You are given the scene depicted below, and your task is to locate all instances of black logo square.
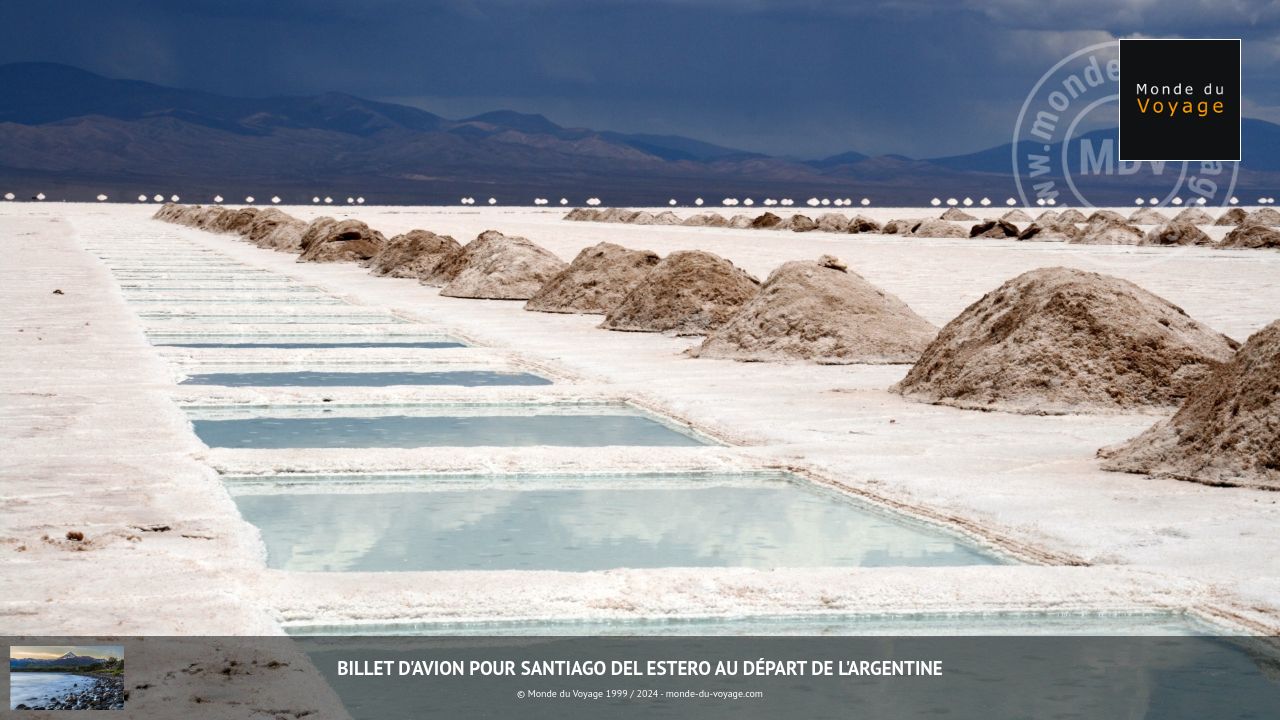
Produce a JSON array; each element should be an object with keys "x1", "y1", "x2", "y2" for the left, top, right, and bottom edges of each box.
[{"x1": 1119, "y1": 38, "x2": 1241, "y2": 161}]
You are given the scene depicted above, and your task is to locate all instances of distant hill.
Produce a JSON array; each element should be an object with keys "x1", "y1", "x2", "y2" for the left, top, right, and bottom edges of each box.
[
  {"x1": 0, "y1": 62, "x2": 1276, "y2": 204},
  {"x1": 11, "y1": 651, "x2": 113, "y2": 670}
]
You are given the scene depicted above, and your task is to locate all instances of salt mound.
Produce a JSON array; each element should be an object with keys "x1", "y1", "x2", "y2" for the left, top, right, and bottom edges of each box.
[
  {"x1": 298, "y1": 219, "x2": 386, "y2": 263},
  {"x1": 1099, "y1": 320, "x2": 1278, "y2": 489},
  {"x1": 1244, "y1": 208, "x2": 1280, "y2": 226},
  {"x1": 601, "y1": 250, "x2": 759, "y2": 334},
  {"x1": 683, "y1": 213, "x2": 727, "y2": 227},
  {"x1": 526, "y1": 242, "x2": 660, "y2": 314},
  {"x1": 847, "y1": 215, "x2": 882, "y2": 233},
  {"x1": 692, "y1": 257, "x2": 936, "y2": 364},
  {"x1": 1019, "y1": 223, "x2": 1079, "y2": 242},
  {"x1": 1071, "y1": 214, "x2": 1141, "y2": 244},
  {"x1": 815, "y1": 213, "x2": 850, "y2": 232},
  {"x1": 439, "y1": 230, "x2": 567, "y2": 300},
  {"x1": 1070, "y1": 224, "x2": 1141, "y2": 244},
  {"x1": 597, "y1": 208, "x2": 639, "y2": 223},
  {"x1": 651, "y1": 211, "x2": 682, "y2": 225},
  {"x1": 891, "y1": 267, "x2": 1237, "y2": 414},
  {"x1": 750, "y1": 212, "x2": 782, "y2": 229},
  {"x1": 1141, "y1": 220, "x2": 1213, "y2": 246},
  {"x1": 1214, "y1": 208, "x2": 1248, "y2": 226},
  {"x1": 780, "y1": 214, "x2": 817, "y2": 232},
  {"x1": 882, "y1": 219, "x2": 922, "y2": 234},
  {"x1": 1128, "y1": 208, "x2": 1169, "y2": 224},
  {"x1": 911, "y1": 219, "x2": 967, "y2": 238},
  {"x1": 1172, "y1": 208, "x2": 1213, "y2": 225},
  {"x1": 258, "y1": 218, "x2": 306, "y2": 252},
  {"x1": 193, "y1": 207, "x2": 228, "y2": 230},
  {"x1": 727, "y1": 214, "x2": 754, "y2": 229},
  {"x1": 940, "y1": 208, "x2": 977, "y2": 221},
  {"x1": 969, "y1": 219, "x2": 1018, "y2": 238},
  {"x1": 214, "y1": 208, "x2": 260, "y2": 234},
  {"x1": 629, "y1": 211, "x2": 659, "y2": 225},
  {"x1": 366, "y1": 230, "x2": 462, "y2": 278},
  {"x1": 1001, "y1": 209, "x2": 1033, "y2": 223},
  {"x1": 1221, "y1": 224, "x2": 1280, "y2": 249},
  {"x1": 1056, "y1": 209, "x2": 1086, "y2": 223},
  {"x1": 1035, "y1": 210, "x2": 1061, "y2": 225},
  {"x1": 243, "y1": 209, "x2": 294, "y2": 242},
  {"x1": 153, "y1": 203, "x2": 182, "y2": 221},
  {"x1": 564, "y1": 208, "x2": 600, "y2": 222},
  {"x1": 1087, "y1": 210, "x2": 1128, "y2": 225}
]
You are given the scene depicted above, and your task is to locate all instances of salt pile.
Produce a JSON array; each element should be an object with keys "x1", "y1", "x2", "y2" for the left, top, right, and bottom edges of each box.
[
  {"x1": 365, "y1": 229, "x2": 462, "y2": 278},
  {"x1": 601, "y1": 250, "x2": 759, "y2": 334},
  {"x1": 969, "y1": 219, "x2": 1019, "y2": 238},
  {"x1": 525, "y1": 241, "x2": 660, "y2": 314},
  {"x1": 1100, "y1": 319, "x2": 1279, "y2": 489},
  {"x1": 564, "y1": 208, "x2": 600, "y2": 222},
  {"x1": 881, "y1": 219, "x2": 920, "y2": 234},
  {"x1": 910, "y1": 219, "x2": 967, "y2": 238},
  {"x1": 682, "y1": 213, "x2": 728, "y2": 227},
  {"x1": 1244, "y1": 208, "x2": 1280, "y2": 226},
  {"x1": 1214, "y1": 208, "x2": 1248, "y2": 226},
  {"x1": 1172, "y1": 208, "x2": 1213, "y2": 225},
  {"x1": 1020, "y1": 214, "x2": 1080, "y2": 242},
  {"x1": 779, "y1": 214, "x2": 817, "y2": 232},
  {"x1": 847, "y1": 215, "x2": 882, "y2": 233},
  {"x1": 1221, "y1": 224, "x2": 1280, "y2": 249},
  {"x1": 727, "y1": 214, "x2": 754, "y2": 229},
  {"x1": 439, "y1": 230, "x2": 567, "y2": 300},
  {"x1": 892, "y1": 267, "x2": 1237, "y2": 414},
  {"x1": 1056, "y1": 209, "x2": 1086, "y2": 224},
  {"x1": 750, "y1": 212, "x2": 783, "y2": 229},
  {"x1": 940, "y1": 208, "x2": 977, "y2": 221},
  {"x1": 816, "y1": 213, "x2": 851, "y2": 232},
  {"x1": 298, "y1": 218, "x2": 386, "y2": 263},
  {"x1": 598, "y1": 208, "x2": 640, "y2": 223},
  {"x1": 1001, "y1": 209, "x2": 1033, "y2": 223},
  {"x1": 1141, "y1": 220, "x2": 1213, "y2": 247},
  {"x1": 692, "y1": 256, "x2": 936, "y2": 364},
  {"x1": 1070, "y1": 215, "x2": 1141, "y2": 245},
  {"x1": 1129, "y1": 208, "x2": 1170, "y2": 225}
]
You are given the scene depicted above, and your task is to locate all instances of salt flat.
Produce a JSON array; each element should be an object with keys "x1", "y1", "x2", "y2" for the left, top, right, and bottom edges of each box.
[{"x1": 3, "y1": 203, "x2": 1279, "y2": 635}]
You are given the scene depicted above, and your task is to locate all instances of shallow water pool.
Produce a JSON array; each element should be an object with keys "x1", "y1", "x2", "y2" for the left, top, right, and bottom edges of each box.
[
  {"x1": 181, "y1": 370, "x2": 551, "y2": 387},
  {"x1": 149, "y1": 332, "x2": 466, "y2": 349},
  {"x1": 230, "y1": 472, "x2": 1002, "y2": 571},
  {"x1": 286, "y1": 611, "x2": 1218, "y2": 637},
  {"x1": 191, "y1": 403, "x2": 708, "y2": 448}
]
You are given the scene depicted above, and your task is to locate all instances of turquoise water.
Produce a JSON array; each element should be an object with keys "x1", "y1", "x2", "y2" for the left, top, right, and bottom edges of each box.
[
  {"x1": 193, "y1": 411, "x2": 706, "y2": 448},
  {"x1": 150, "y1": 332, "x2": 466, "y2": 349},
  {"x1": 230, "y1": 472, "x2": 1001, "y2": 572},
  {"x1": 158, "y1": 339, "x2": 466, "y2": 349},
  {"x1": 138, "y1": 312, "x2": 402, "y2": 324},
  {"x1": 287, "y1": 611, "x2": 1216, "y2": 637},
  {"x1": 181, "y1": 370, "x2": 551, "y2": 387}
]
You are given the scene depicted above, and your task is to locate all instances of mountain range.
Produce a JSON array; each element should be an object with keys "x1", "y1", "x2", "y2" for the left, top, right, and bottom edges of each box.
[
  {"x1": 1, "y1": 62, "x2": 1276, "y2": 205},
  {"x1": 11, "y1": 652, "x2": 113, "y2": 669}
]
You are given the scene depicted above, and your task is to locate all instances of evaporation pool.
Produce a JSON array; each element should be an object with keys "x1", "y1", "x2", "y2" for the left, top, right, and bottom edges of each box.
[
  {"x1": 149, "y1": 332, "x2": 466, "y2": 349},
  {"x1": 187, "y1": 403, "x2": 709, "y2": 448},
  {"x1": 180, "y1": 370, "x2": 551, "y2": 387},
  {"x1": 285, "y1": 611, "x2": 1216, "y2": 637},
  {"x1": 226, "y1": 472, "x2": 1003, "y2": 571}
]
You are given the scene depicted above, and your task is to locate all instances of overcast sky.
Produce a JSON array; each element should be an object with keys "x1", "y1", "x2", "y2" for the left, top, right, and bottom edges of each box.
[{"x1": 1, "y1": 0, "x2": 1276, "y2": 157}]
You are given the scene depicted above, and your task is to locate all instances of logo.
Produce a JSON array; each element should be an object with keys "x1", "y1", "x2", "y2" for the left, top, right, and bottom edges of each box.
[{"x1": 1012, "y1": 41, "x2": 1238, "y2": 212}]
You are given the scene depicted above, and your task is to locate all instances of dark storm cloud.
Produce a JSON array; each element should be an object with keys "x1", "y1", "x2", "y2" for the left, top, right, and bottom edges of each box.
[{"x1": 0, "y1": 1, "x2": 1275, "y2": 157}]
